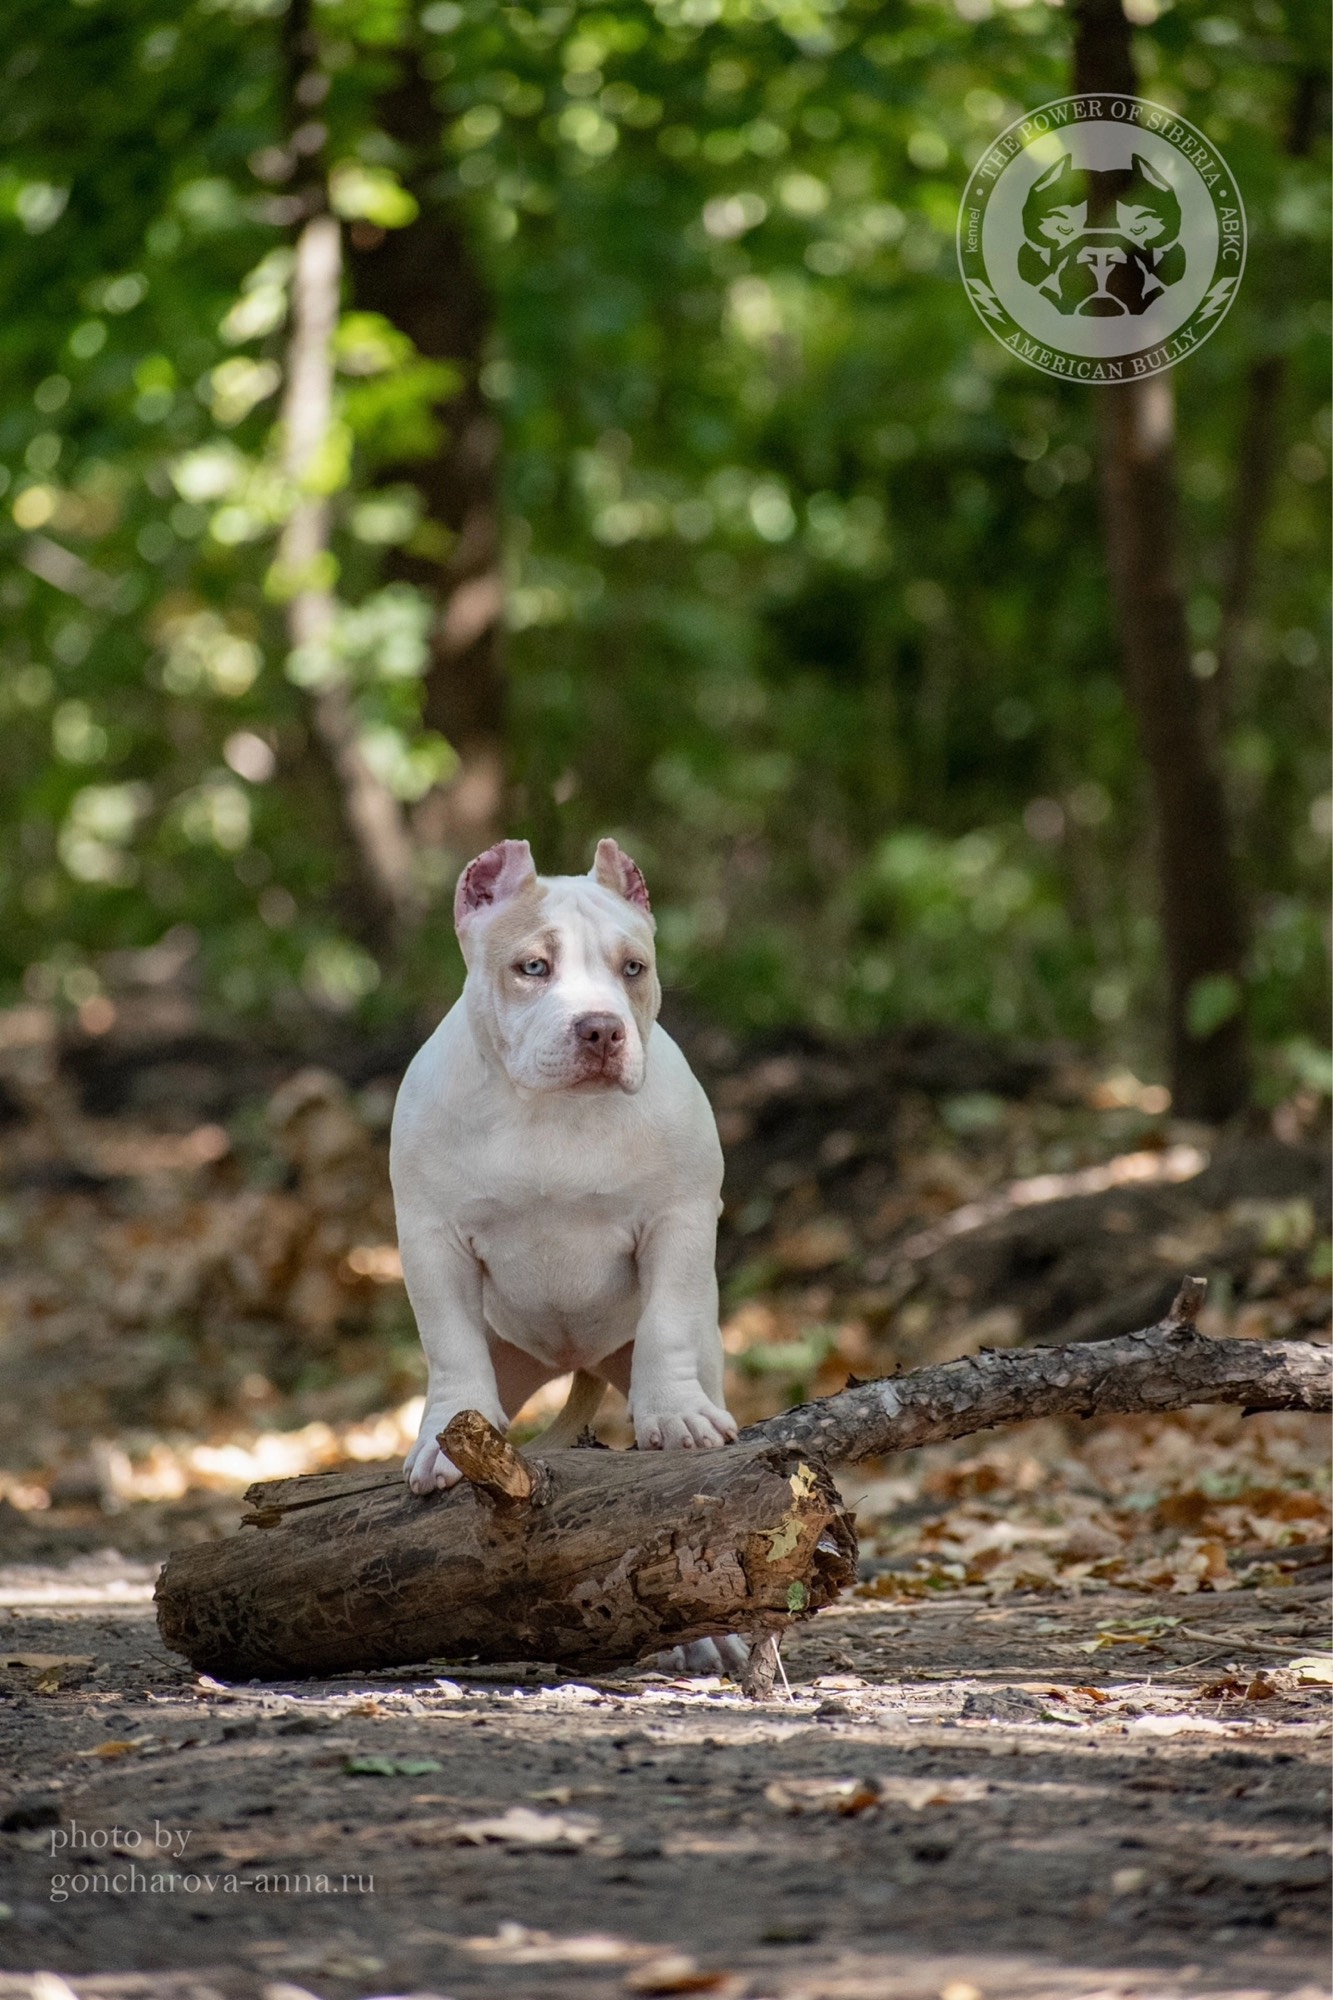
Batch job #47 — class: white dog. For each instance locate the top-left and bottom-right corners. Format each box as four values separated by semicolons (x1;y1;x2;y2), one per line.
392;836;738;1496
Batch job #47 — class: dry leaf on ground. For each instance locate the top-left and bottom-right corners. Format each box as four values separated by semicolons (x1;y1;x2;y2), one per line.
451;1805;602;1848
764;1775;879;1816
343;1755;441;1777
0;1652;92;1671
625;1955;744;1995
878;1776;992;1808
463;1922;640;1965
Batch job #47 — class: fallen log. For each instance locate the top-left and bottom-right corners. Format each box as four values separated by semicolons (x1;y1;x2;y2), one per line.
155;1424;857;1681
155;1281;1330;1681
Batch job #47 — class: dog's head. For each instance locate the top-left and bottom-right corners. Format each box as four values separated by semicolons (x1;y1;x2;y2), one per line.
455;837;659;1095
1021;150;1184;317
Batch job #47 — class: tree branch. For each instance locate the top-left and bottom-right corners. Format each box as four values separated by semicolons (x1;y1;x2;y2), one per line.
742;1280;1330;1464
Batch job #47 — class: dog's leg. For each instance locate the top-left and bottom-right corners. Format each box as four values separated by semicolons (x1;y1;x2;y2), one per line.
616;1256;748;1680
656;1635;753;1678
398;1220;507;1494
486;1341;607;1449
533;1370;606;1448
628;1201;737;1451
593;1342;632;1394
488;1337;560;1420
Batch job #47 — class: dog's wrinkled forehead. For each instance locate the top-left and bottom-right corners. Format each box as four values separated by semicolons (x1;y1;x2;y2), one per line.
454;836;655;969
547;875;654;947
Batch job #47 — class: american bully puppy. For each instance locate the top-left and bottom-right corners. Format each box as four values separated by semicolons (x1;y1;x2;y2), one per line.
391;835;738;1500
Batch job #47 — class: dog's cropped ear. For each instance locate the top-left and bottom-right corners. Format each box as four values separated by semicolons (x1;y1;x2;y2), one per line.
1131;152;1171;192
590;837;652;918
454;840;538;938
1032;150;1074;193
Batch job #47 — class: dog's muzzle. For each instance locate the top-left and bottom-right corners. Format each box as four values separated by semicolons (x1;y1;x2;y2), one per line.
571;1012;628;1080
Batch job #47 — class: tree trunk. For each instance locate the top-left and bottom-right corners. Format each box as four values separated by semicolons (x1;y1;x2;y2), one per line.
279;214;421;940
349;49;507;862
1214;72;1322;712
1072;0;1251;1122
1213;355;1284;712
154;1284;1329;1683
277;3;421;944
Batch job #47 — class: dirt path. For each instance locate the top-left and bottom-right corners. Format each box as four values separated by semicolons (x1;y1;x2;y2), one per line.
1;1554;1328;2000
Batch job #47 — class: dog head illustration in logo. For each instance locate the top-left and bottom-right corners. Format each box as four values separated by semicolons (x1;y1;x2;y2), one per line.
1017;150;1187;316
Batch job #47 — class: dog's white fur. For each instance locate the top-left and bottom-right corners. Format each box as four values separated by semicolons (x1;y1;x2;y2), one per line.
392;836;737;1495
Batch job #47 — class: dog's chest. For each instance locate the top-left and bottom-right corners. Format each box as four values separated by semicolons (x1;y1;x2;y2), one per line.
459;1167;644;1349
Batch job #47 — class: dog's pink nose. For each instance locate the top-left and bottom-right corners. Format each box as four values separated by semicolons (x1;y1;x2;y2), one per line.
574;1013;626;1049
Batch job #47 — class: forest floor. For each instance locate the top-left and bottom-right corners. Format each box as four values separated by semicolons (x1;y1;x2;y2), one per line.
0;986;1328;1999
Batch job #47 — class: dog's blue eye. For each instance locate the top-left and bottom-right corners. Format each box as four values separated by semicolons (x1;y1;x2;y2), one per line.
518;958;550;978
623;960;645;978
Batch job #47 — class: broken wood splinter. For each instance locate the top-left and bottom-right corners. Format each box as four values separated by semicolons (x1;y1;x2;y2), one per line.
441;1410;549;1506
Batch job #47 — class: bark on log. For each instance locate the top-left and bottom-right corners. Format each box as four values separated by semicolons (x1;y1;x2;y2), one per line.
155;1438;856;1681
155;1282;1329;1682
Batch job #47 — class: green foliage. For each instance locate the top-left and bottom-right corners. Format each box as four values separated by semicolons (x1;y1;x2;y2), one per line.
0;0;1327;1088
1186;970;1244;1040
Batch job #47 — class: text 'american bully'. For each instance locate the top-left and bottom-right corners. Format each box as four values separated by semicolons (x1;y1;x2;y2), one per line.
392;836;738;1496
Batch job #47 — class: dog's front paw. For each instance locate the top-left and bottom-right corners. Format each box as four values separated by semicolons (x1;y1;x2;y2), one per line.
404;1429;462;1495
403;1403;507;1495
632;1390;737;1453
